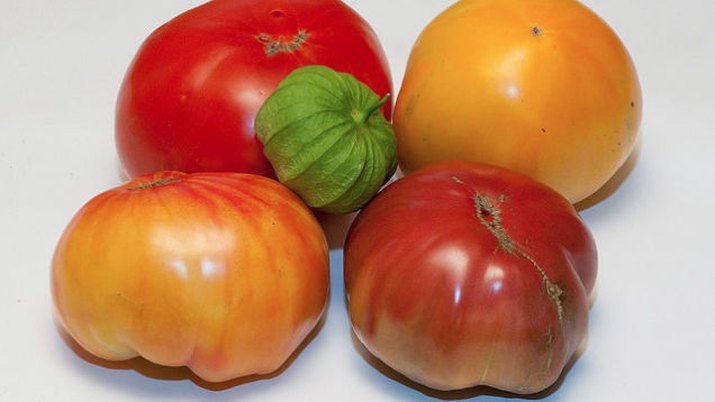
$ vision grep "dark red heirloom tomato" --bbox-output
[116,0,392,178]
[344,161,597,393]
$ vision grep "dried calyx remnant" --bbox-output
[256,30,310,56]
[130,176,182,190]
[452,176,565,321]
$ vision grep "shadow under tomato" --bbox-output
[349,329,587,401]
[316,211,358,250]
[315,172,402,250]
[575,135,643,211]
[55,312,327,391]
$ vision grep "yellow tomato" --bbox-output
[394,0,642,203]
[51,172,329,382]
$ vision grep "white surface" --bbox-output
[2,0,714,401]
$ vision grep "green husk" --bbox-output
[255,65,397,214]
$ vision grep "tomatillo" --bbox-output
[255,65,397,214]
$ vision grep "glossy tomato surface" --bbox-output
[344,161,597,393]
[394,0,642,203]
[51,172,329,382]
[116,0,392,178]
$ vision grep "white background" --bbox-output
[2,0,714,401]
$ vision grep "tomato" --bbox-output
[344,161,597,393]
[393,0,642,204]
[51,172,329,382]
[116,0,392,178]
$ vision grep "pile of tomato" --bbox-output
[51,0,641,395]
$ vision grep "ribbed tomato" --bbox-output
[394,0,642,203]
[51,172,329,382]
[116,0,392,178]
[344,161,597,393]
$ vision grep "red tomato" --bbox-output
[344,161,597,393]
[51,172,329,382]
[116,0,392,178]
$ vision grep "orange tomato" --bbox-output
[51,172,329,382]
[394,0,642,203]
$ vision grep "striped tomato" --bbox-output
[51,172,329,382]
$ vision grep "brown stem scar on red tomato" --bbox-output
[474,194,514,252]
[470,189,566,322]
[256,31,310,56]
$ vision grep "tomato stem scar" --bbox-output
[473,193,565,321]
[474,194,515,252]
[130,176,182,190]
[256,30,310,56]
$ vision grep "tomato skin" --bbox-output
[344,161,597,393]
[51,172,329,382]
[116,0,392,178]
[394,0,642,203]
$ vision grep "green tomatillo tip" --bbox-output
[352,93,390,124]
